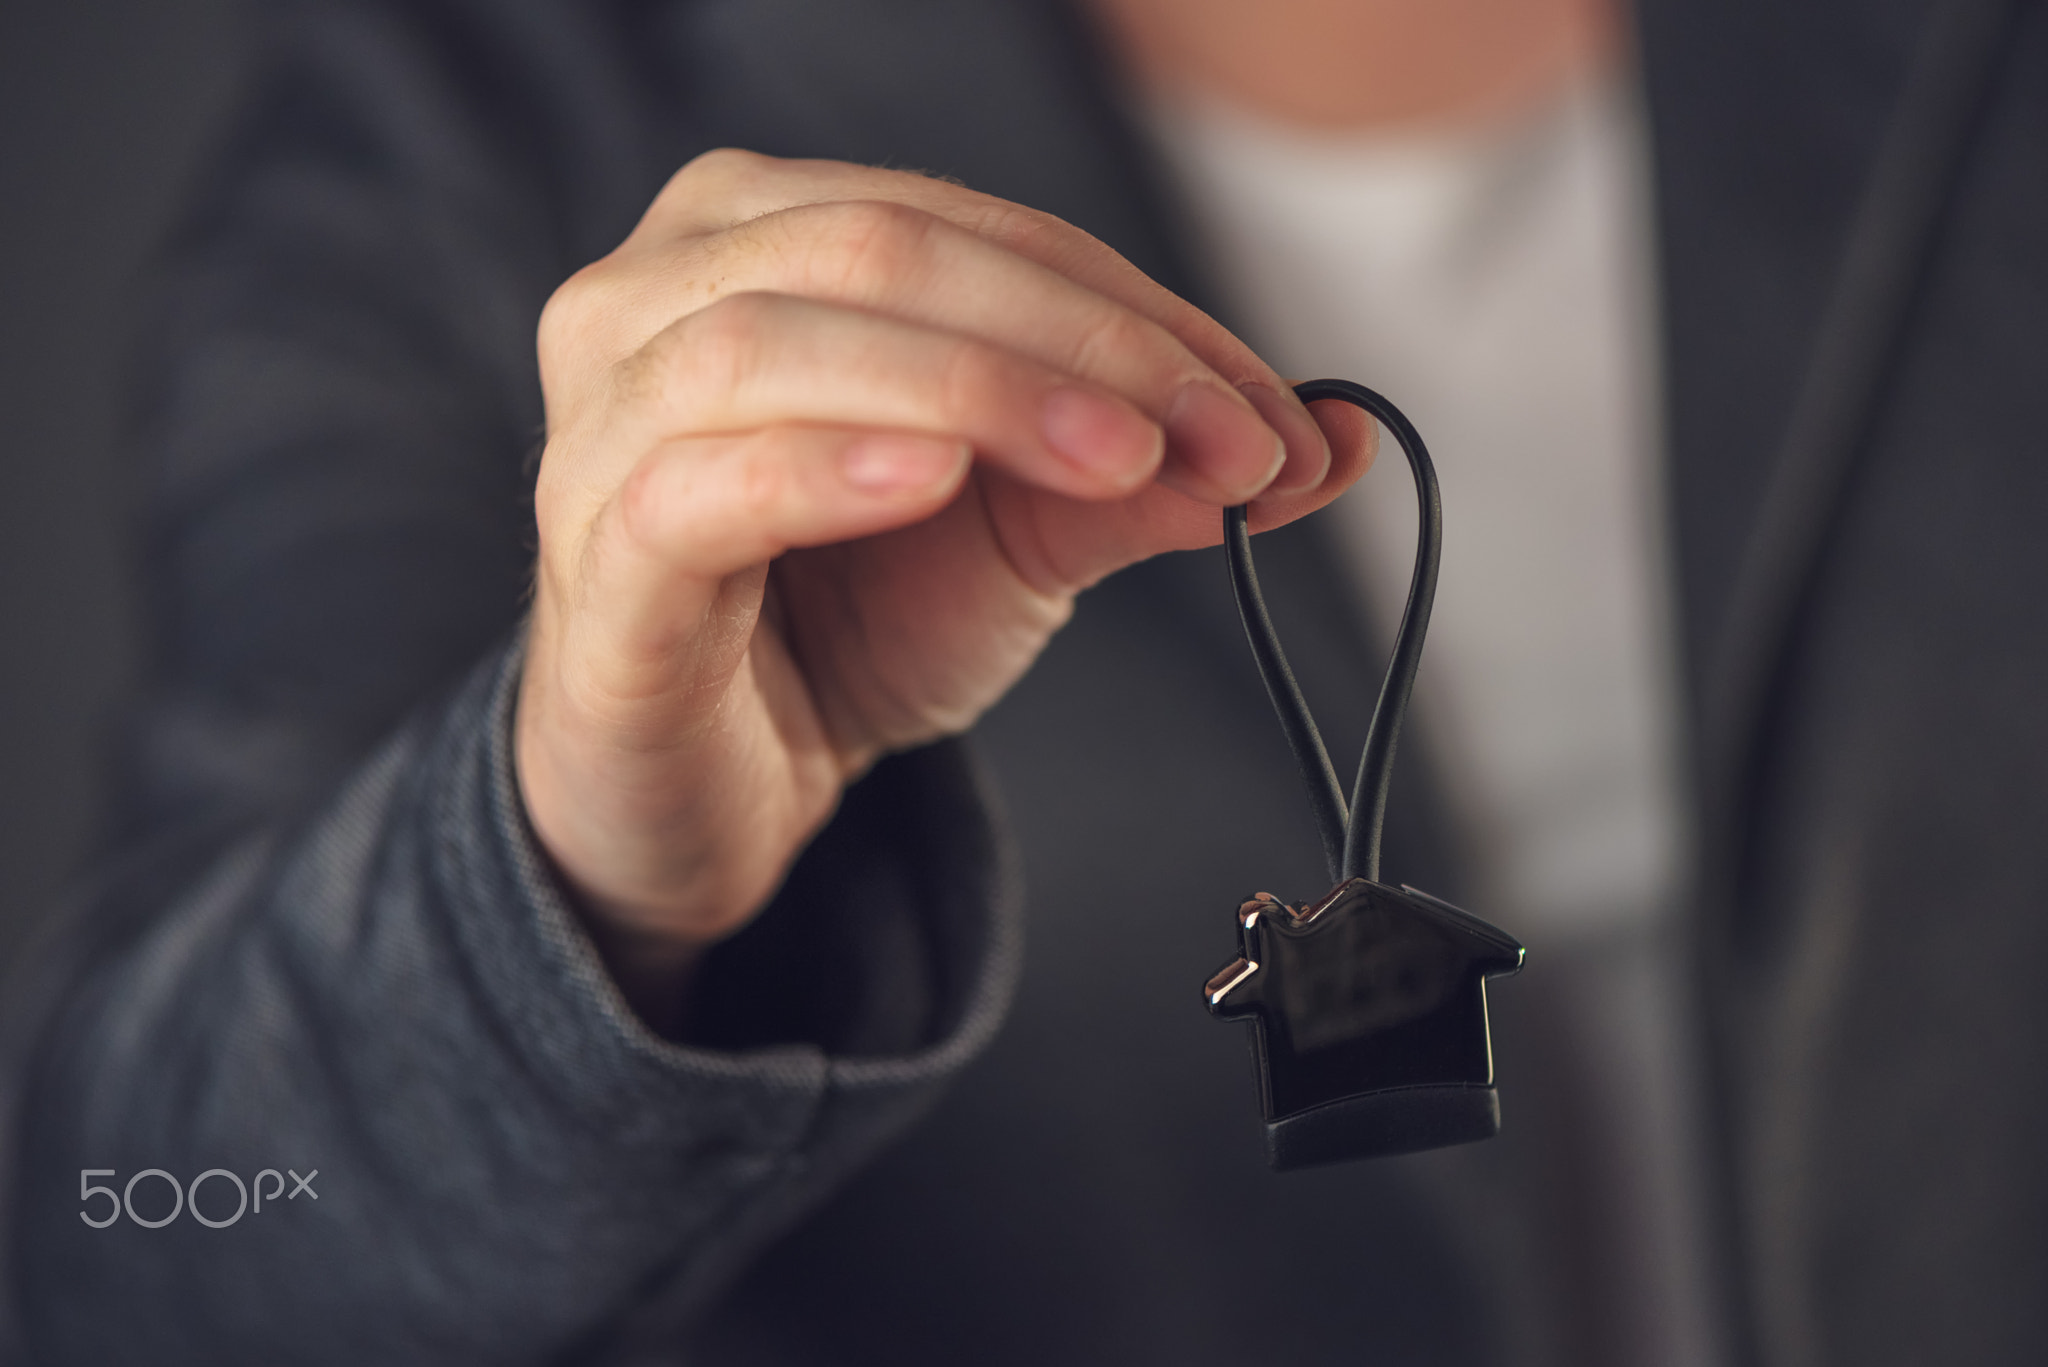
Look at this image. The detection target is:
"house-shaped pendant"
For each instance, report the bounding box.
[1204,878,1525,1170]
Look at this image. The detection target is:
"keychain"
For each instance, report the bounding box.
[1204,379,1525,1171]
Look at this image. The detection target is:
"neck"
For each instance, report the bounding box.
[1086,0,1621,133]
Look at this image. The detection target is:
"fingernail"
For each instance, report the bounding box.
[842,434,968,492]
[1239,381,1330,495]
[1164,381,1286,499]
[1041,386,1162,478]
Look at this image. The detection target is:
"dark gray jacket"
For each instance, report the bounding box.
[5,0,2045,1364]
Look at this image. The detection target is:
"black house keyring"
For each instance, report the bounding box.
[1205,379,1525,1171]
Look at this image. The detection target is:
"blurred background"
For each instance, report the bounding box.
[0,0,245,967]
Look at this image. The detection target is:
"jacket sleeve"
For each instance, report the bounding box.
[0,0,1021,1360]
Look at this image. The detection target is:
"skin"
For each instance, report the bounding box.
[517,0,1617,1031]
[1090,0,1619,132]
[518,154,1371,1029]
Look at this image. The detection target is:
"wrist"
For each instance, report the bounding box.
[512,634,850,996]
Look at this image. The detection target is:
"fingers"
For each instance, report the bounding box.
[539,150,1374,621]
[553,291,1307,514]
[1265,397,1378,524]
[650,154,1203,356]
[644,199,1329,500]
[593,151,1330,495]
[974,399,1378,597]
[574,425,972,672]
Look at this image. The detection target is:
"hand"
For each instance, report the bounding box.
[515,150,1374,1021]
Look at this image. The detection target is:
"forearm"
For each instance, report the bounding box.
[6,641,1019,1363]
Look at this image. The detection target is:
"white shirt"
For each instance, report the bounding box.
[1142,78,1723,1366]
[1142,78,1684,935]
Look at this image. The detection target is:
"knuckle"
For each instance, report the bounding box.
[531,447,577,525]
[969,200,1109,283]
[689,290,778,364]
[614,453,673,549]
[536,259,612,363]
[932,335,1003,421]
[640,291,778,409]
[796,198,941,294]
[665,146,772,203]
[731,438,790,523]
[685,145,769,178]
[1065,307,1158,381]
[613,439,789,558]
[968,199,1054,250]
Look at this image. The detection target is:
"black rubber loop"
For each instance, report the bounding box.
[1225,379,1441,885]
